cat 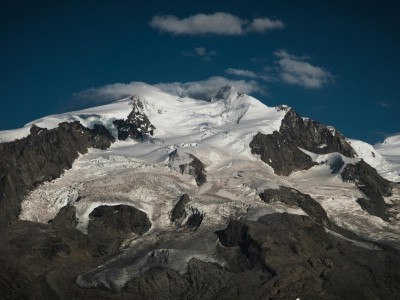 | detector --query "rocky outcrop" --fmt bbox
[249,108,358,175]
[48,205,78,228]
[170,194,204,230]
[259,186,330,227]
[113,96,155,140]
[215,213,400,299]
[0,122,114,228]
[170,194,191,222]
[250,131,315,176]
[179,154,207,186]
[88,204,151,256]
[0,217,92,300]
[280,108,356,157]
[0,203,152,300]
[186,208,204,230]
[341,160,392,220]
[123,259,241,300]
